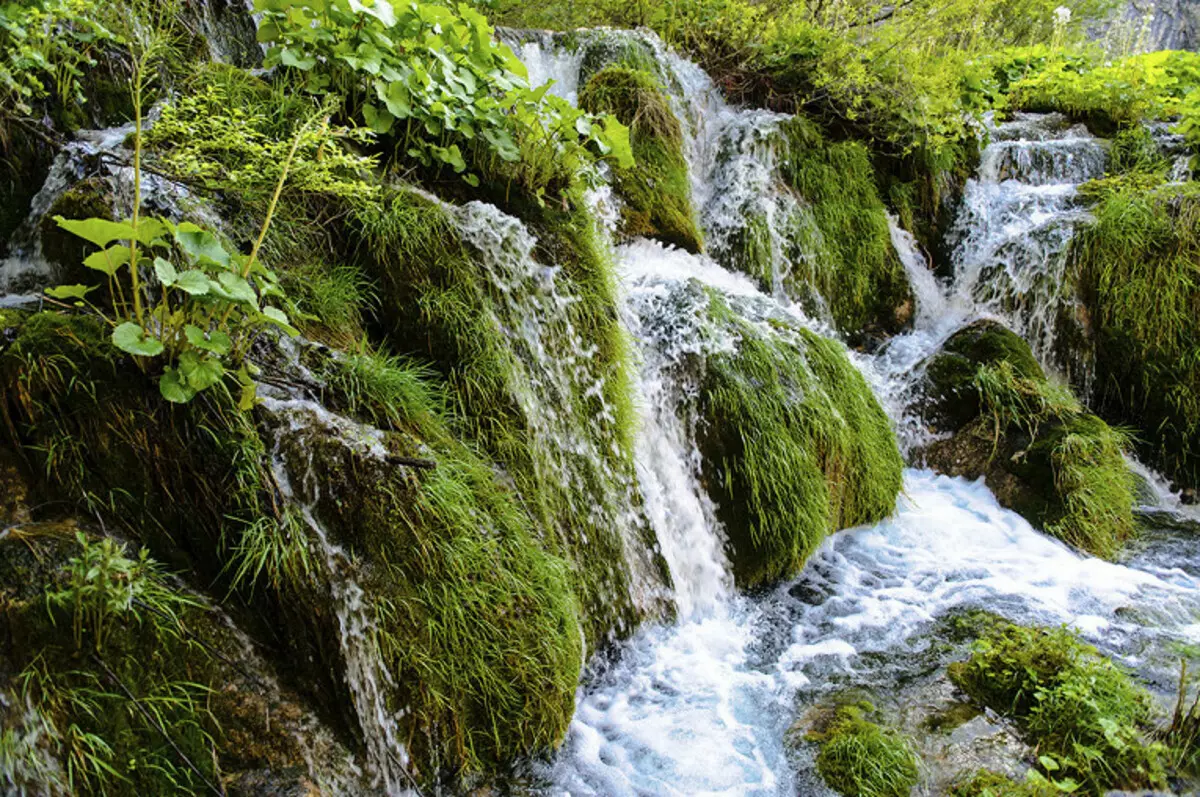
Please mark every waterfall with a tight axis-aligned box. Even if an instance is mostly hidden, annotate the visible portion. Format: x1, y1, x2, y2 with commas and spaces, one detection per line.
508, 33, 1200, 795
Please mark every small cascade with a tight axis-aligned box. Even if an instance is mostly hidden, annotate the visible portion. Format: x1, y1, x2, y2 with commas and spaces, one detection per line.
947, 112, 1108, 361
260, 397, 414, 797
0, 117, 221, 301
450, 200, 666, 617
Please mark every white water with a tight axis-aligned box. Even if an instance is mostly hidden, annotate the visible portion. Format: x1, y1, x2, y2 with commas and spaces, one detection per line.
515, 33, 1200, 796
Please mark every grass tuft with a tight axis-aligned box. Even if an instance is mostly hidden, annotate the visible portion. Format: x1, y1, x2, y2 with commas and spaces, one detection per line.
811, 705, 920, 797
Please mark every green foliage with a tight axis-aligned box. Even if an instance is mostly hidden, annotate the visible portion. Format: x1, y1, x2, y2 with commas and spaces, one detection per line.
1069, 178, 1200, 490
578, 65, 702, 252
775, 116, 912, 335
327, 348, 449, 434
227, 511, 313, 596
699, 299, 903, 587
145, 81, 380, 204
46, 532, 198, 653
949, 769, 1059, 796
12, 534, 221, 796
1004, 49, 1200, 142
811, 705, 919, 797
50, 215, 297, 405
254, 0, 632, 197
949, 622, 1167, 794
0, 0, 113, 118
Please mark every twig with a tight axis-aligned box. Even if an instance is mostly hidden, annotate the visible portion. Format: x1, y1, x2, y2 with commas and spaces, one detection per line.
385, 454, 437, 470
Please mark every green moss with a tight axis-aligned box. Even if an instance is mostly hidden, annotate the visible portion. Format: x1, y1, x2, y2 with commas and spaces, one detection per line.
579, 66, 703, 253
699, 298, 903, 588
353, 186, 647, 651
918, 321, 1135, 559
775, 116, 913, 338
1068, 179, 1200, 491
949, 770, 1055, 797
948, 622, 1167, 793
272, 383, 583, 780
810, 705, 920, 797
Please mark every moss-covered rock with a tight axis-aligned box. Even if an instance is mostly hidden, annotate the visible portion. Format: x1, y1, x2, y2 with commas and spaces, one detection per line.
0, 527, 359, 796
914, 320, 1135, 559
948, 770, 1055, 796
773, 116, 914, 341
265, 390, 583, 783
805, 704, 920, 797
948, 621, 1167, 793
1067, 178, 1200, 494
698, 297, 903, 588
579, 66, 703, 253
353, 187, 660, 649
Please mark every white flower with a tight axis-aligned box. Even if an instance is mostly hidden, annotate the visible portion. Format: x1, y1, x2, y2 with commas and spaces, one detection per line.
1054, 5, 1072, 23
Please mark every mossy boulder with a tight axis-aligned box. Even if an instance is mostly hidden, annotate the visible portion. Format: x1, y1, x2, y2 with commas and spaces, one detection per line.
1067, 179, 1200, 495
803, 704, 920, 797
353, 187, 658, 649
579, 66, 703, 253
698, 297, 903, 588
773, 116, 914, 341
266, 399, 584, 782
0, 527, 360, 796
914, 320, 1135, 559
948, 622, 1167, 793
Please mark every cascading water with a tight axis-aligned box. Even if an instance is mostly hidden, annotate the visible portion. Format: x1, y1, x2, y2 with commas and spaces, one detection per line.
512, 33, 1200, 795
946, 112, 1107, 361
260, 397, 412, 796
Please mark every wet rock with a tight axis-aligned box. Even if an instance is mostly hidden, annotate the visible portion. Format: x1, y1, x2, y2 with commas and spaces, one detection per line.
912, 320, 1136, 559
697, 296, 903, 588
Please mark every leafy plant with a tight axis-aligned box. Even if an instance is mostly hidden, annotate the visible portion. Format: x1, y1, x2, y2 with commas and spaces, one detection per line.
949, 622, 1167, 793
0, 0, 113, 119
253, 0, 632, 195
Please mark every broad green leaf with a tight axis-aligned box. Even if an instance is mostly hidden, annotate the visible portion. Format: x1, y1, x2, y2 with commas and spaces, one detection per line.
112, 322, 164, 357
153, 257, 178, 286
184, 325, 233, 355
173, 270, 211, 296
280, 47, 317, 70
45, 284, 95, 300
217, 272, 258, 306
159, 367, 197, 403
54, 217, 137, 248
83, 245, 130, 276
175, 224, 231, 268
261, 306, 299, 336
238, 381, 258, 411
179, 350, 225, 391
363, 102, 395, 134
136, 217, 169, 246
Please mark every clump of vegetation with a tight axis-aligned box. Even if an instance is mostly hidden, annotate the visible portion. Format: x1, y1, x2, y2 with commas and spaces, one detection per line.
5, 532, 222, 795
255, 0, 632, 202
578, 65, 702, 252
699, 298, 903, 588
917, 321, 1135, 559
809, 705, 920, 797
949, 769, 1057, 796
277, 355, 586, 778
1068, 178, 1200, 492
353, 185, 645, 648
949, 622, 1167, 793
776, 116, 912, 337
